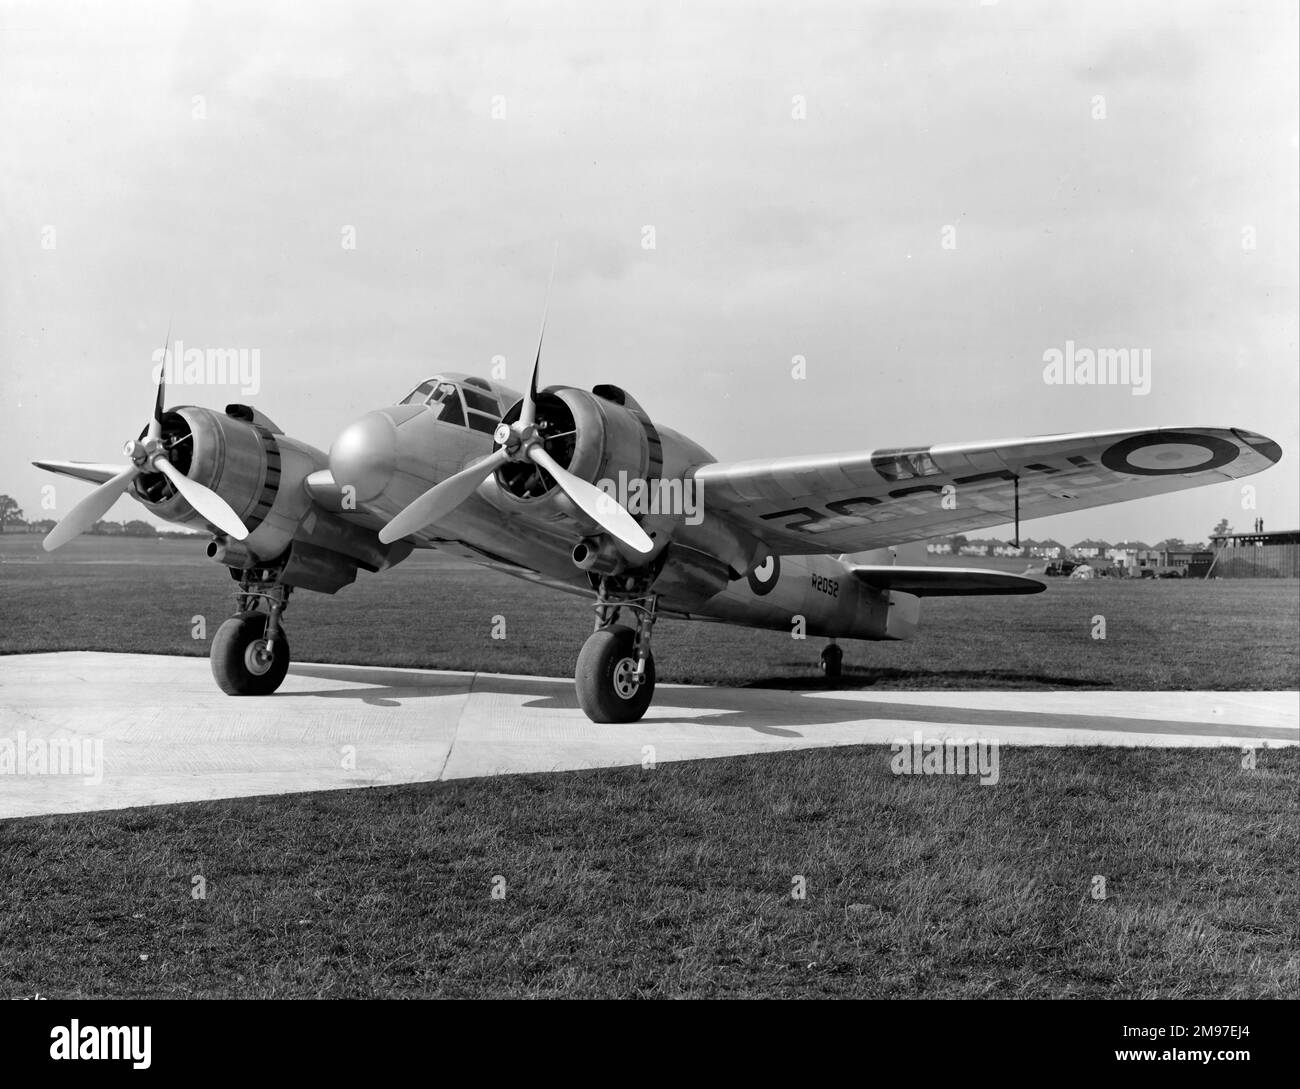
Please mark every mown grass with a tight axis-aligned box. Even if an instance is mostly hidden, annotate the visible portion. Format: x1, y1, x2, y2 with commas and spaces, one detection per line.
1, 537, 1296, 689
1, 745, 1295, 999
2, 538, 1295, 998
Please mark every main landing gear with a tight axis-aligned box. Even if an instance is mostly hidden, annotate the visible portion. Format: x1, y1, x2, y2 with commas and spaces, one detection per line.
819, 641, 843, 680
576, 577, 658, 723
211, 569, 293, 696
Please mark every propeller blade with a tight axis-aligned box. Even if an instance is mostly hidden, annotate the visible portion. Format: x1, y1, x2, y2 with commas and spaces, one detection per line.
520, 244, 558, 431
42, 465, 139, 551
528, 446, 654, 555
152, 457, 249, 540
521, 336, 542, 431
148, 324, 171, 442
378, 447, 511, 544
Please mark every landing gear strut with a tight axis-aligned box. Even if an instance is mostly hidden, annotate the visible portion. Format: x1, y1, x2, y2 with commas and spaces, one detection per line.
576, 578, 658, 723
211, 570, 292, 696
820, 641, 843, 680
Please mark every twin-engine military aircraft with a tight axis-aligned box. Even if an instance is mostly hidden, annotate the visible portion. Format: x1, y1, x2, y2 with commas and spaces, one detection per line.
36, 318, 1281, 721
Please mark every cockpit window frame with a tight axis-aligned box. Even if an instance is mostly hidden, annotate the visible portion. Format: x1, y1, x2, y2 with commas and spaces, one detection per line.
429, 382, 466, 426
398, 373, 503, 431
399, 380, 438, 406
462, 387, 501, 415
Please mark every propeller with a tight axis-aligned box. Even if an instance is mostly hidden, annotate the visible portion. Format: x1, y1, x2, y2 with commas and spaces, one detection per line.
378, 447, 510, 545
42, 466, 143, 552
527, 446, 650, 550
379, 254, 654, 555
518, 247, 555, 433
42, 343, 250, 551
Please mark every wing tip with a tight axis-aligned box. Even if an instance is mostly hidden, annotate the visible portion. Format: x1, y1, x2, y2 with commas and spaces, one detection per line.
1231, 428, 1283, 465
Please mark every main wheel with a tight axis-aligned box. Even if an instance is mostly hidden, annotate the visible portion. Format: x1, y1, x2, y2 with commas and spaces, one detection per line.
211, 611, 290, 696
575, 625, 656, 723
820, 643, 843, 679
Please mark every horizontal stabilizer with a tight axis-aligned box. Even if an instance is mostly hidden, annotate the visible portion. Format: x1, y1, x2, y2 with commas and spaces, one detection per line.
850, 565, 1046, 597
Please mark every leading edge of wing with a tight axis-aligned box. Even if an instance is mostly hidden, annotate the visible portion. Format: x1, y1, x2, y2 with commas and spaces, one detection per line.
303, 468, 411, 539
691, 425, 1282, 499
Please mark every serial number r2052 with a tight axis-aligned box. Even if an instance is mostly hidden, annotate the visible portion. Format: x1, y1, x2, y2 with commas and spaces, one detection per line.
810, 574, 839, 597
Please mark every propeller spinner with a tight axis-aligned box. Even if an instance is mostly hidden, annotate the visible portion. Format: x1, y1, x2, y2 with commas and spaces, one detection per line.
41, 349, 250, 551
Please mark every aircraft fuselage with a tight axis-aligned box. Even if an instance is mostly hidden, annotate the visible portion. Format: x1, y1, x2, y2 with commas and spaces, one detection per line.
324, 387, 917, 641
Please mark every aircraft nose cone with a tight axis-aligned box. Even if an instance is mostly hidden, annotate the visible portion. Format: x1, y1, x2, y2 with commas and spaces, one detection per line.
330, 411, 397, 503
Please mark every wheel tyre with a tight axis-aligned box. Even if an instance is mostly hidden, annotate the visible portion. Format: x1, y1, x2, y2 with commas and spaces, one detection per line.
575, 625, 656, 723
211, 611, 290, 696
820, 645, 843, 679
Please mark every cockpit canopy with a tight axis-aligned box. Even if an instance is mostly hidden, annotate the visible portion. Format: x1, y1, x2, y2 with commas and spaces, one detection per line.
398, 373, 506, 435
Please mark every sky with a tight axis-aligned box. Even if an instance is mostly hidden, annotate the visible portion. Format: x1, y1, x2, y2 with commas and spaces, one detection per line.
2, 0, 1297, 547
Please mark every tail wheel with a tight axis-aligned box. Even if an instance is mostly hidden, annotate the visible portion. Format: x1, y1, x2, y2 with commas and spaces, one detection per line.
576, 625, 656, 723
211, 610, 290, 695
820, 643, 843, 679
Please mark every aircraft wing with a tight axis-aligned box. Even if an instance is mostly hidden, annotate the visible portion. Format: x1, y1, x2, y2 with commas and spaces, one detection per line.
691, 426, 1282, 556
303, 469, 394, 536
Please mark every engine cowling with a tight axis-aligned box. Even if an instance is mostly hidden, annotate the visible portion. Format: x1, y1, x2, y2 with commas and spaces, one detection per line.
130, 405, 288, 542
487, 385, 657, 535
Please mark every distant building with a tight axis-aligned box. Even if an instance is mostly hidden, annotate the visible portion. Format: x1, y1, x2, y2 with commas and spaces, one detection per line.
1071, 539, 1111, 558
1105, 546, 1147, 574
1207, 528, 1300, 578
926, 537, 1023, 559
1022, 538, 1066, 559
1155, 545, 1214, 576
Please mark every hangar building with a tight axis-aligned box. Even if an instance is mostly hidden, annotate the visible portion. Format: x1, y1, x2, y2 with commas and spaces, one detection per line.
1206, 527, 1300, 578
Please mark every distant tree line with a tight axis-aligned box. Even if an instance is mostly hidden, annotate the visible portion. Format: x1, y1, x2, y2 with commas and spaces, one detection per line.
0, 496, 197, 539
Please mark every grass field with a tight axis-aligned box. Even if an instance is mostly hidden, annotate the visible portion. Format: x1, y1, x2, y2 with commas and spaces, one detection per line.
2, 535, 1297, 999
1, 745, 1295, 998
2, 535, 1297, 689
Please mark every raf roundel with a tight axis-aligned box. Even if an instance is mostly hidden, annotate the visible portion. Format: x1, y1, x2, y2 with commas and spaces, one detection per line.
1099, 431, 1240, 477
747, 553, 781, 595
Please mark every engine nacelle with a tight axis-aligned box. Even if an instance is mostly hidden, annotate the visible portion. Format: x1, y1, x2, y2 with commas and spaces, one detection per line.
131, 406, 292, 551
487, 386, 656, 544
